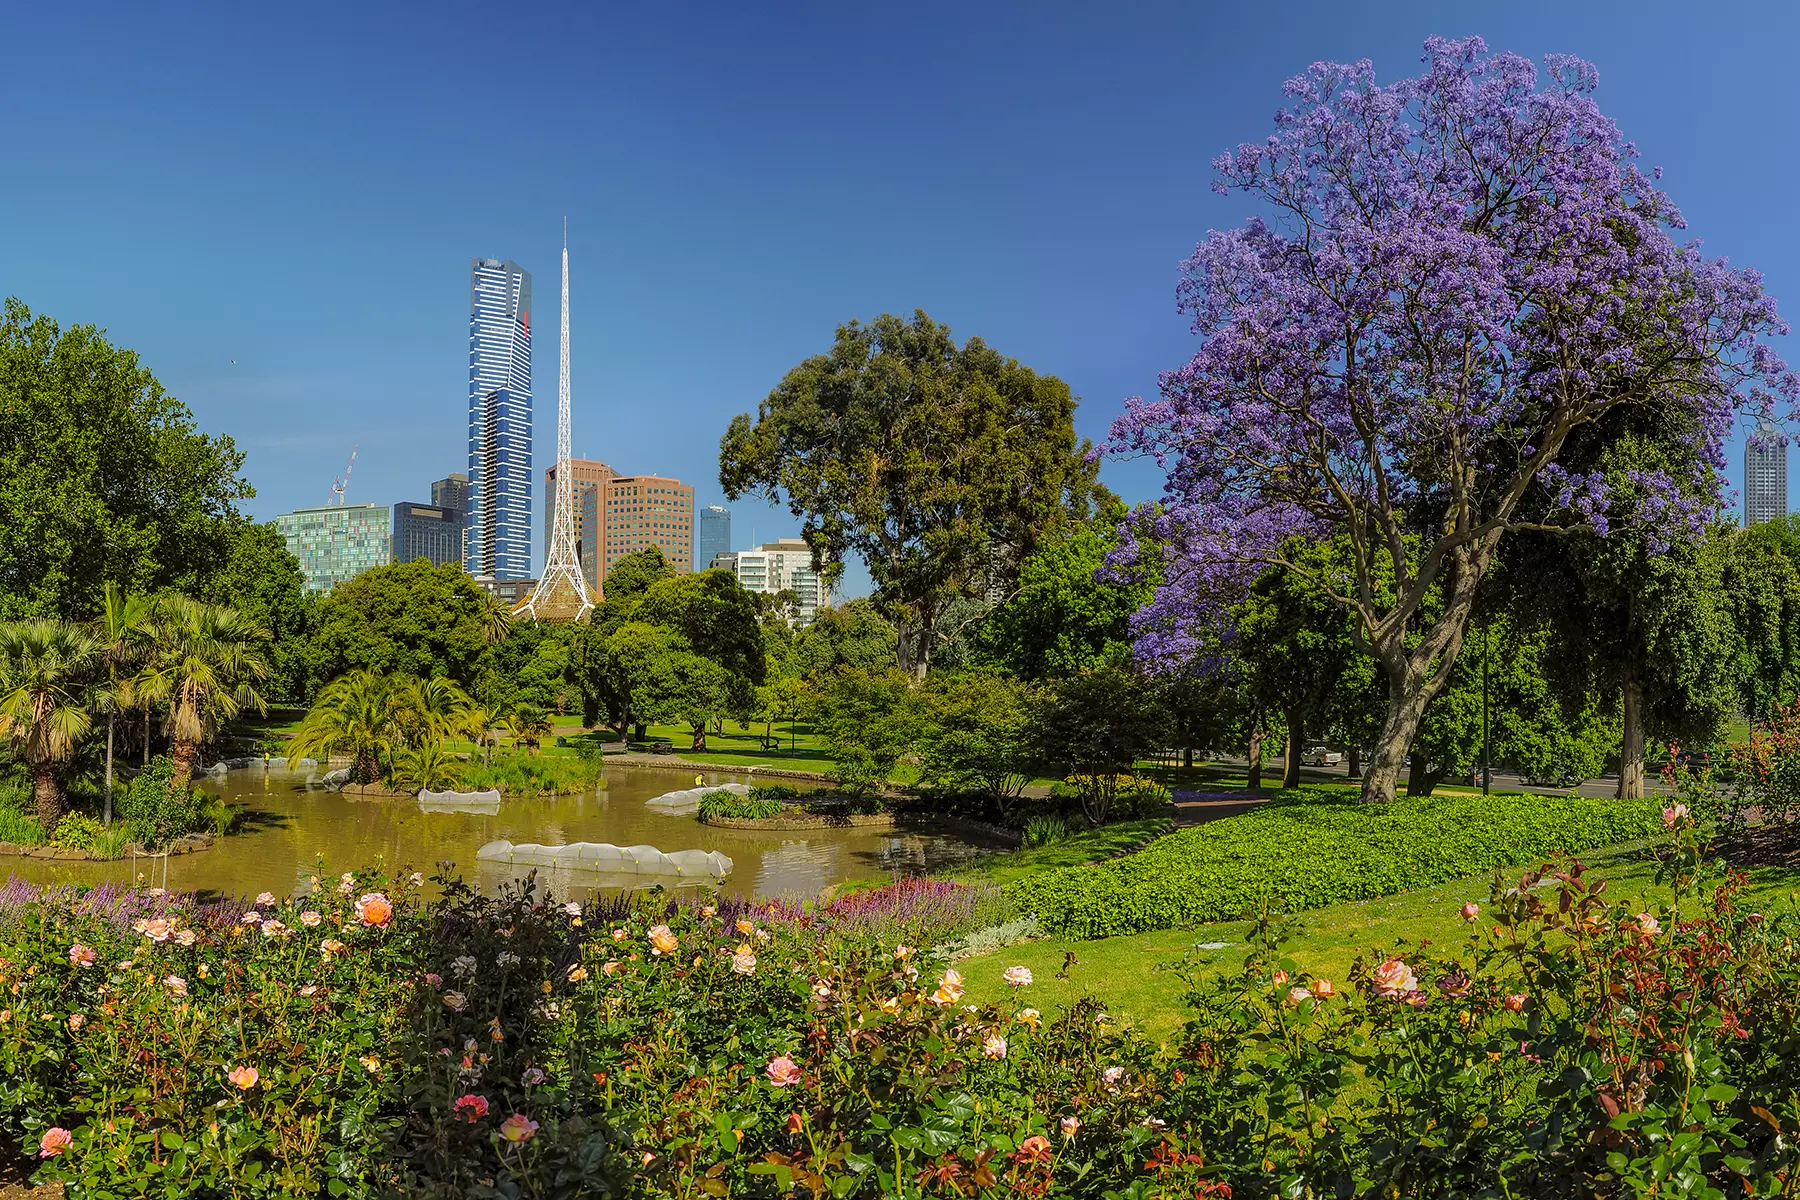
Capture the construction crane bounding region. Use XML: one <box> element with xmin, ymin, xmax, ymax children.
<box><xmin>329</xmin><ymin>444</ymin><xmax>359</xmax><ymax>505</ymax></box>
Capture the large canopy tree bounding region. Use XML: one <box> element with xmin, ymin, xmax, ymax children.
<box><xmin>1105</xmin><ymin>39</ymin><xmax>1794</xmax><ymax>802</ymax></box>
<box><xmin>303</xmin><ymin>560</ymin><xmax>491</xmax><ymax>692</ymax></box>
<box><xmin>0</xmin><ymin>300</ymin><xmax>253</xmax><ymax>621</ymax></box>
<box><xmin>721</xmin><ymin>310</ymin><xmax>1103</xmax><ymax>677</ymax></box>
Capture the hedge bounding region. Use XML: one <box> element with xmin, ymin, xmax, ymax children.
<box><xmin>1008</xmin><ymin>788</ymin><xmax>1666</xmax><ymax>938</ymax></box>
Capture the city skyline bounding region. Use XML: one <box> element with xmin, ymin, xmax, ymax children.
<box><xmin>466</xmin><ymin>257</ymin><xmax>534</xmax><ymax>580</ymax></box>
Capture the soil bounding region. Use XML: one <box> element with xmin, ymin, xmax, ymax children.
<box><xmin>1713</xmin><ymin>820</ymin><xmax>1800</xmax><ymax>870</ymax></box>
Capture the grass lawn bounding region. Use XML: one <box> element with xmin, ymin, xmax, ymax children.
<box><xmin>954</xmin><ymin>835</ymin><xmax>1800</xmax><ymax>1042</ymax></box>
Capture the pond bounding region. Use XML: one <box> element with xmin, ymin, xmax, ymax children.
<box><xmin>0</xmin><ymin>764</ymin><xmax>998</xmax><ymax>902</ymax></box>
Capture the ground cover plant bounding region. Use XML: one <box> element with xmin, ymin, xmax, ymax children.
<box><xmin>1010</xmin><ymin>787</ymin><xmax>1665</xmax><ymax>938</ymax></box>
<box><xmin>697</xmin><ymin>788</ymin><xmax>784</xmax><ymax>821</ymax></box>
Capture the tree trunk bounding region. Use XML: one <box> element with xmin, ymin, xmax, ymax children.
<box><xmin>1283</xmin><ymin>708</ymin><xmax>1303</xmax><ymax>790</ymax></box>
<box><xmin>1347</xmin><ymin>746</ymin><xmax>1361</xmax><ymax>779</ymax></box>
<box><xmin>690</xmin><ymin>723</ymin><xmax>708</xmax><ymax>752</ymax></box>
<box><xmin>1247</xmin><ymin>719</ymin><xmax>1264</xmax><ymax>790</ymax></box>
<box><xmin>1406</xmin><ymin>752</ymin><xmax>1434</xmax><ymax>798</ymax></box>
<box><xmin>33</xmin><ymin>763</ymin><xmax>63</xmax><ymax>838</ymax></box>
<box><xmin>1618</xmin><ymin>674</ymin><xmax>1645</xmax><ymax>800</ymax></box>
<box><xmin>169</xmin><ymin>738</ymin><xmax>197</xmax><ymax>792</ymax></box>
<box><xmin>1183</xmin><ymin>745</ymin><xmax>1193</xmax><ymax>770</ymax></box>
<box><xmin>104</xmin><ymin>714</ymin><xmax>116</xmax><ymax>827</ymax></box>
<box><xmin>143</xmin><ymin>709</ymin><xmax>151</xmax><ymax>766</ymax></box>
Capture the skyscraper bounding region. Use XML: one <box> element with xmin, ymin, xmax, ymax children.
<box><xmin>1746</xmin><ymin>419</ymin><xmax>1788</xmax><ymax>527</ymax></box>
<box><xmin>392</xmin><ymin>501</ymin><xmax>463</xmax><ymax>568</ymax></box>
<box><xmin>697</xmin><ymin>505</ymin><xmax>732</xmax><ymax>569</ymax></box>
<box><xmin>729</xmin><ymin>539</ymin><xmax>829</xmax><ymax>625</ymax></box>
<box><xmin>546</xmin><ymin>458</ymin><xmax>615</xmax><ymax>589</ymax></box>
<box><xmin>467</xmin><ymin>258</ymin><xmax>533</xmax><ymax>579</ymax></box>
<box><xmin>275</xmin><ymin>503</ymin><xmax>393</xmax><ymax>592</ymax></box>
<box><xmin>431</xmin><ymin>472</ymin><xmax>468</xmax><ymax>517</ymax></box>
<box><xmin>601</xmin><ymin>475</ymin><xmax>695</xmax><ymax>574</ymax></box>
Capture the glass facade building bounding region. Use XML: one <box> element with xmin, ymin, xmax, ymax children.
<box><xmin>392</xmin><ymin>501</ymin><xmax>464</xmax><ymax>568</ymax></box>
<box><xmin>696</xmin><ymin>505</ymin><xmax>732</xmax><ymax>570</ymax></box>
<box><xmin>432</xmin><ymin>472</ymin><xmax>468</xmax><ymax>517</ymax></box>
<box><xmin>467</xmin><ymin>259</ymin><xmax>533</xmax><ymax>579</ymax></box>
<box><xmin>275</xmin><ymin>504</ymin><xmax>393</xmax><ymax>593</ymax></box>
<box><xmin>1746</xmin><ymin>420</ymin><xmax>1789</xmax><ymax>527</ymax></box>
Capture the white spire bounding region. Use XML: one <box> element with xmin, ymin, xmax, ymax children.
<box><xmin>515</xmin><ymin>219</ymin><xmax>594</xmax><ymax>621</ymax></box>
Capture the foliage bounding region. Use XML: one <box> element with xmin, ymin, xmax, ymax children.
<box><xmin>389</xmin><ymin>742</ymin><xmax>465</xmax><ymax>794</ymax></box>
<box><xmin>0</xmin><ymin>808</ymin><xmax>44</xmax><ymax>845</ymax></box>
<box><xmin>136</xmin><ymin>593</ymin><xmax>270</xmax><ymax>789</ymax></box>
<box><xmin>0</xmin><ymin>299</ymin><xmax>254</xmax><ymax>623</ymax></box>
<box><xmin>288</xmin><ymin>669</ymin><xmax>402</xmax><ymax>784</ymax></box>
<box><xmin>50</xmin><ymin>811</ymin><xmax>106</xmax><ymax>851</ymax></box>
<box><xmin>303</xmin><ymin>560</ymin><xmax>494</xmax><ymax>692</ymax></box>
<box><xmin>599</xmin><ymin>546</ymin><xmax>675</xmax><ymax>603</ymax></box>
<box><xmin>916</xmin><ymin>672</ymin><xmax>1041</xmax><ymax>809</ymax></box>
<box><xmin>1723</xmin><ymin>695</ymin><xmax>1800</xmax><ymax>827</ymax></box>
<box><xmin>697</xmin><ymin>789</ymin><xmax>785</xmax><ymax>821</ymax></box>
<box><xmin>1031</xmin><ymin>666</ymin><xmax>1167</xmax><ymax>824</ymax></box>
<box><xmin>0</xmin><ymin>618</ymin><xmax>101</xmax><ymax>834</ymax></box>
<box><xmin>197</xmin><ymin>521</ymin><xmax>315</xmax><ymax>704</ymax></box>
<box><xmin>792</xmin><ymin>598</ymin><xmax>898</xmax><ymax>679</ymax></box>
<box><xmin>1021</xmin><ymin>814</ymin><xmax>1070</xmax><ymax>848</ymax></box>
<box><xmin>721</xmin><ymin>309</ymin><xmax>1103</xmax><ymax>675</ymax></box>
<box><xmin>459</xmin><ymin>753</ymin><xmax>600</xmax><ymax>797</ymax></box>
<box><xmin>115</xmin><ymin>754</ymin><xmax>210</xmax><ymax>850</ymax></box>
<box><xmin>814</xmin><ymin>667</ymin><xmax>920</xmax><ymax>792</ymax></box>
<box><xmin>976</xmin><ymin>500</ymin><xmax>1157</xmax><ymax>680</ymax></box>
<box><xmin>748</xmin><ymin>783</ymin><xmax>802</xmax><ymax>805</ymax></box>
<box><xmin>1104</xmin><ymin>39</ymin><xmax>1795</xmax><ymax>804</ymax></box>
<box><xmin>1010</xmin><ymin>788</ymin><xmax>1664</xmax><ymax>938</ymax></box>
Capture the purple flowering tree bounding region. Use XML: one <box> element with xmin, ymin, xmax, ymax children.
<box><xmin>1106</xmin><ymin>38</ymin><xmax>1795</xmax><ymax>803</ymax></box>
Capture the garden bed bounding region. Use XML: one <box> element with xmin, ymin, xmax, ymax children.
<box><xmin>0</xmin><ymin>832</ymin><xmax>213</xmax><ymax>860</ymax></box>
<box><xmin>699</xmin><ymin>808</ymin><xmax>897</xmax><ymax>830</ymax></box>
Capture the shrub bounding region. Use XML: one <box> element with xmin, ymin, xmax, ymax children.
<box><xmin>51</xmin><ymin>812</ymin><xmax>105</xmax><ymax>851</ymax></box>
<box><xmin>89</xmin><ymin>824</ymin><xmax>131</xmax><ymax>860</ymax></box>
<box><xmin>697</xmin><ymin>789</ymin><xmax>784</xmax><ymax>821</ymax></box>
<box><xmin>747</xmin><ymin>783</ymin><xmax>801</xmax><ymax>805</ymax></box>
<box><xmin>115</xmin><ymin>755</ymin><xmax>209</xmax><ymax>850</ymax></box>
<box><xmin>1022</xmin><ymin>814</ymin><xmax>1070</xmax><ymax>847</ymax></box>
<box><xmin>460</xmin><ymin>752</ymin><xmax>600</xmax><ymax>796</ymax></box>
<box><xmin>1010</xmin><ymin>789</ymin><xmax>1665</xmax><ymax>938</ymax></box>
<box><xmin>0</xmin><ymin>807</ymin><xmax>43</xmax><ymax>845</ymax></box>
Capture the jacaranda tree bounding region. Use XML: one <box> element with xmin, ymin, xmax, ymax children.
<box><xmin>1105</xmin><ymin>38</ymin><xmax>1795</xmax><ymax>802</ymax></box>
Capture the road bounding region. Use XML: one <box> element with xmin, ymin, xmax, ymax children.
<box><xmin>1204</xmin><ymin>758</ymin><xmax>1673</xmax><ymax>799</ymax></box>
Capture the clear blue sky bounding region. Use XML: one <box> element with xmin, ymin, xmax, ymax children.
<box><xmin>3</xmin><ymin>2</ymin><xmax>1795</xmax><ymax>594</ymax></box>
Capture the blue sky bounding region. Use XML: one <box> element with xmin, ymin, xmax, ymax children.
<box><xmin>3</xmin><ymin>1</ymin><xmax>1795</xmax><ymax>594</ymax></box>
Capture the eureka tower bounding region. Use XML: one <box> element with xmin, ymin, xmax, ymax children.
<box><xmin>467</xmin><ymin>257</ymin><xmax>534</xmax><ymax>578</ymax></box>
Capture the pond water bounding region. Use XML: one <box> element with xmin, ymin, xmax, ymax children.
<box><xmin>0</xmin><ymin>765</ymin><xmax>997</xmax><ymax>902</ymax></box>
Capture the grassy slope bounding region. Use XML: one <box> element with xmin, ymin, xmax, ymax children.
<box><xmin>956</xmin><ymin>848</ymin><xmax>1800</xmax><ymax>1041</ymax></box>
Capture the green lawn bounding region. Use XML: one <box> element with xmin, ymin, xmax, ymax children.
<box><xmin>956</xmin><ymin>845</ymin><xmax>1800</xmax><ymax>1041</ymax></box>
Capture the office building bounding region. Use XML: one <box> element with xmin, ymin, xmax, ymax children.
<box><xmin>1746</xmin><ymin>419</ymin><xmax>1788</xmax><ymax>527</ymax></box>
<box><xmin>467</xmin><ymin>258</ymin><xmax>533</xmax><ymax>579</ymax></box>
<box><xmin>708</xmin><ymin>550</ymin><xmax>738</xmax><ymax>573</ymax></box>
<box><xmin>473</xmin><ymin>576</ymin><xmax>538</xmax><ymax>608</ymax></box>
<box><xmin>392</xmin><ymin>501</ymin><xmax>464</xmax><ymax>569</ymax></box>
<box><xmin>546</xmin><ymin>458</ymin><xmax>615</xmax><ymax>589</ymax></box>
<box><xmin>729</xmin><ymin>538</ymin><xmax>829</xmax><ymax>624</ymax></box>
<box><xmin>275</xmin><ymin>503</ymin><xmax>392</xmax><ymax>593</ymax></box>
<box><xmin>431</xmin><ymin>472</ymin><xmax>468</xmax><ymax>517</ymax></box>
<box><xmin>697</xmin><ymin>505</ymin><xmax>732</xmax><ymax>570</ymax></box>
<box><xmin>601</xmin><ymin>474</ymin><xmax>695</xmax><ymax>575</ymax></box>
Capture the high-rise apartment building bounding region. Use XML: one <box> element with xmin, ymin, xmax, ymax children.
<box><xmin>392</xmin><ymin>501</ymin><xmax>464</xmax><ymax>569</ymax></box>
<box><xmin>467</xmin><ymin>258</ymin><xmax>533</xmax><ymax>579</ymax></box>
<box><xmin>1746</xmin><ymin>420</ymin><xmax>1789</xmax><ymax>527</ymax></box>
<box><xmin>275</xmin><ymin>503</ymin><xmax>392</xmax><ymax>592</ymax></box>
<box><xmin>432</xmin><ymin>472</ymin><xmax>469</xmax><ymax>517</ymax></box>
<box><xmin>546</xmin><ymin>458</ymin><xmax>616</xmax><ymax>589</ymax></box>
<box><xmin>729</xmin><ymin>538</ymin><xmax>829</xmax><ymax>625</ymax></box>
<box><xmin>602</xmin><ymin>475</ymin><xmax>695</xmax><ymax>575</ymax></box>
<box><xmin>697</xmin><ymin>505</ymin><xmax>732</xmax><ymax>570</ymax></box>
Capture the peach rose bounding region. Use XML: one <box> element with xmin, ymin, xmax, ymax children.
<box><xmin>1003</xmin><ymin>965</ymin><xmax>1033</xmax><ymax>987</ymax></box>
<box><xmin>1310</xmin><ymin>978</ymin><xmax>1335</xmax><ymax>999</ymax></box>
<box><xmin>982</xmin><ymin>1033</ymin><xmax>1008</xmax><ymax>1059</ymax></box>
<box><xmin>39</xmin><ymin>1127</ymin><xmax>72</xmax><ymax>1158</ymax></box>
<box><xmin>354</xmin><ymin>893</ymin><xmax>393</xmax><ymax>927</ymax></box>
<box><xmin>732</xmin><ymin>951</ymin><xmax>757</xmax><ymax>975</ymax></box>
<box><xmin>765</xmin><ymin>1056</ymin><xmax>803</xmax><ymax>1087</ymax></box>
<box><xmin>499</xmin><ymin>1113</ymin><xmax>538</xmax><ymax>1143</ymax></box>
<box><xmin>69</xmin><ymin>944</ymin><xmax>96</xmax><ymax>968</ymax></box>
<box><xmin>1460</xmin><ymin>902</ymin><xmax>1480</xmax><ymax>920</ymax></box>
<box><xmin>228</xmin><ymin>1065</ymin><xmax>259</xmax><ymax>1090</ymax></box>
<box><xmin>647</xmin><ymin>925</ymin><xmax>678</xmax><ymax>956</ymax></box>
<box><xmin>1371</xmin><ymin>958</ymin><xmax>1419</xmax><ymax>998</ymax></box>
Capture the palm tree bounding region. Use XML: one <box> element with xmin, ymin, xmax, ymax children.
<box><xmin>93</xmin><ymin>583</ymin><xmax>156</xmax><ymax>826</ymax></box>
<box><xmin>0</xmin><ymin>620</ymin><xmax>102</xmax><ymax>836</ymax></box>
<box><xmin>137</xmin><ymin>596</ymin><xmax>271</xmax><ymax>790</ymax></box>
<box><xmin>288</xmin><ymin>670</ymin><xmax>401</xmax><ymax>783</ymax></box>
<box><xmin>482</xmin><ymin>599</ymin><xmax>513</xmax><ymax>647</ymax></box>
<box><xmin>389</xmin><ymin>741</ymin><xmax>464</xmax><ymax>793</ymax></box>
<box><xmin>395</xmin><ymin>676</ymin><xmax>473</xmax><ymax>749</ymax></box>
<box><xmin>506</xmin><ymin>704</ymin><xmax>555</xmax><ymax>755</ymax></box>
<box><xmin>460</xmin><ymin>704</ymin><xmax>498</xmax><ymax>765</ymax></box>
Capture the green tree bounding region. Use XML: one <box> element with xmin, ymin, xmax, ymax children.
<box><xmin>916</xmin><ymin>673</ymin><xmax>1042</xmax><ymax>812</ymax></box>
<box><xmin>93</xmin><ymin>583</ymin><xmax>156</xmax><ymax>825</ymax></box>
<box><xmin>0</xmin><ymin>619</ymin><xmax>100</xmax><ymax>834</ymax></box>
<box><xmin>633</xmin><ymin>571</ymin><xmax>766</xmax><ymax>690</ymax></box>
<box><xmin>977</xmin><ymin>501</ymin><xmax>1157</xmax><ymax>680</ymax></box>
<box><xmin>793</xmin><ymin>599</ymin><xmax>898</xmax><ymax>680</ymax></box>
<box><xmin>0</xmin><ymin>300</ymin><xmax>253</xmax><ymax>621</ymax></box>
<box><xmin>288</xmin><ymin>670</ymin><xmax>401</xmax><ymax>783</ymax></box>
<box><xmin>1719</xmin><ymin>522</ymin><xmax>1800</xmax><ymax>723</ymax></box>
<box><xmin>721</xmin><ymin>310</ymin><xmax>1102</xmax><ymax>676</ymax></box>
<box><xmin>198</xmin><ymin>522</ymin><xmax>315</xmax><ymax>703</ymax></box>
<box><xmin>814</xmin><ymin>667</ymin><xmax>920</xmax><ymax>793</ymax></box>
<box><xmin>1032</xmin><ymin>665</ymin><xmax>1168</xmax><ymax>824</ymax></box>
<box><xmin>304</xmin><ymin>560</ymin><xmax>492</xmax><ymax>691</ymax></box>
<box><xmin>393</xmin><ymin>676</ymin><xmax>473</xmax><ymax>749</ymax></box>
<box><xmin>138</xmin><ymin>595</ymin><xmax>270</xmax><ymax>790</ymax></box>
<box><xmin>601</xmin><ymin>547</ymin><xmax>676</xmax><ymax>604</ymax></box>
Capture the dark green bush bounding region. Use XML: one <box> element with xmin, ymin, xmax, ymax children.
<box><xmin>747</xmin><ymin>783</ymin><xmax>801</xmax><ymax>805</ymax></box>
<box><xmin>1010</xmin><ymin>789</ymin><xmax>1665</xmax><ymax>938</ymax></box>
<box><xmin>116</xmin><ymin>756</ymin><xmax>208</xmax><ymax>850</ymax></box>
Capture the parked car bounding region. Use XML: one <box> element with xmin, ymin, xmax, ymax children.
<box><xmin>1302</xmin><ymin>746</ymin><xmax>1342</xmax><ymax>767</ymax></box>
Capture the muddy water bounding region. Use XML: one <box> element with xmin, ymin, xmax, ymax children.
<box><xmin>0</xmin><ymin>765</ymin><xmax>993</xmax><ymax>902</ymax></box>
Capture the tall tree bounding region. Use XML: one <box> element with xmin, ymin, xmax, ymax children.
<box><xmin>721</xmin><ymin>310</ymin><xmax>1103</xmax><ymax>677</ymax></box>
<box><xmin>139</xmin><ymin>596</ymin><xmax>270</xmax><ymax>789</ymax></box>
<box><xmin>794</xmin><ymin>599</ymin><xmax>899</xmax><ymax>680</ymax></box>
<box><xmin>303</xmin><ymin>560</ymin><xmax>491</xmax><ymax>691</ymax></box>
<box><xmin>1104</xmin><ymin>39</ymin><xmax>1793</xmax><ymax>802</ymax></box>
<box><xmin>198</xmin><ymin>522</ymin><xmax>314</xmax><ymax>703</ymax></box>
<box><xmin>0</xmin><ymin>619</ymin><xmax>99</xmax><ymax>835</ymax></box>
<box><xmin>0</xmin><ymin>300</ymin><xmax>253</xmax><ymax>621</ymax></box>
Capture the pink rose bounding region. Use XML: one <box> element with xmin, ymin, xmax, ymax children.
<box><xmin>39</xmin><ymin>1127</ymin><xmax>73</xmax><ymax>1158</ymax></box>
<box><xmin>499</xmin><ymin>1113</ymin><xmax>539</xmax><ymax>1143</ymax></box>
<box><xmin>68</xmin><ymin>944</ymin><xmax>96</xmax><ymax>968</ymax></box>
<box><xmin>453</xmin><ymin>1094</ymin><xmax>489</xmax><ymax>1122</ymax></box>
<box><xmin>227</xmin><ymin>1065</ymin><xmax>259</xmax><ymax>1090</ymax></box>
<box><xmin>1504</xmin><ymin>992</ymin><xmax>1529</xmax><ymax>1013</ymax></box>
<box><xmin>1371</xmin><ymin>959</ymin><xmax>1419</xmax><ymax>998</ymax></box>
<box><xmin>765</xmin><ymin>1056</ymin><xmax>803</xmax><ymax>1087</ymax></box>
<box><xmin>1460</xmin><ymin>902</ymin><xmax>1480</xmax><ymax>921</ymax></box>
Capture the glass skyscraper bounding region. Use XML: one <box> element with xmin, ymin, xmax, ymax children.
<box><xmin>1746</xmin><ymin>418</ymin><xmax>1789</xmax><ymax>527</ymax></box>
<box><xmin>467</xmin><ymin>258</ymin><xmax>533</xmax><ymax>579</ymax></box>
<box><xmin>697</xmin><ymin>505</ymin><xmax>732</xmax><ymax>568</ymax></box>
<box><xmin>275</xmin><ymin>504</ymin><xmax>392</xmax><ymax>592</ymax></box>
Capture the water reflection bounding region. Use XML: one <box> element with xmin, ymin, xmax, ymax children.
<box><xmin>0</xmin><ymin>765</ymin><xmax>994</xmax><ymax>902</ymax></box>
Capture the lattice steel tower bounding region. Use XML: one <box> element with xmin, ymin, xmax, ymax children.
<box><xmin>515</xmin><ymin>222</ymin><xmax>599</xmax><ymax>621</ymax></box>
